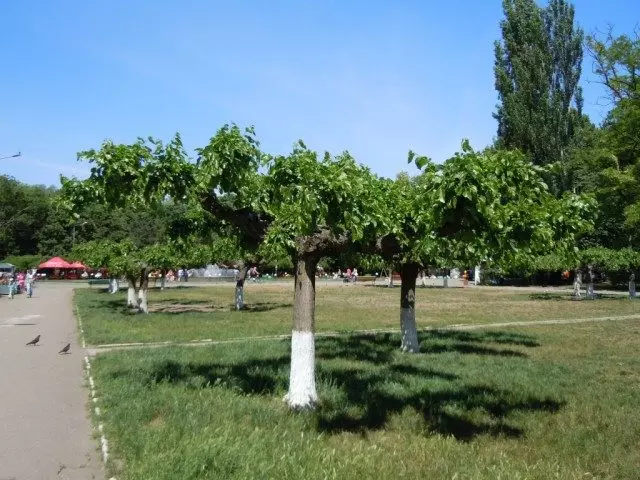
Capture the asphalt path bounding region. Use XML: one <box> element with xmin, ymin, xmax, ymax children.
<box><xmin>0</xmin><ymin>283</ymin><xmax>104</xmax><ymax>480</ymax></box>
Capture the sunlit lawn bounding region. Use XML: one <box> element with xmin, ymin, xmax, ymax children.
<box><xmin>92</xmin><ymin>319</ymin><xmax>640</xmax><ymax>479</ymax></box>
<box><xmin>75</xmin><ymin>283</ymin><xmax>640</xmax><ymax>345</ymax></box>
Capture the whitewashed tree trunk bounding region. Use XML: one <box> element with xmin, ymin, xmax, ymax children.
<box><xmin>235</xmin><ymin>265</ymin><xmax>248</xmax><ymax>311</ymax></box>
<box><xmin>127</xmin><ymin>279</ymin><xmax>137</xmax><ymax>308</ymax></box>
<box><xmin>629</xmin><ymin>273</ymin><xmax>636</xmax><ymax>299</ymax></box>
<box><xmin>160</xmin><ymin>272</ymin><xmax>166</xmax><ymax>291</ymax></box>
<box><xmin>138</xmin><ymin>288</ymin><xmax>148</xmax><ymax>313</ymax></box>
<box><xmin>399</xmin><ymin>262</ymin><xmax>420</xmax><ymax>353</ymax></box>
<box><xmin>284</xmin><ymin>255</ymin><xmax>318</xmax><ymax>409</ymax></box>
<box><xmin>420</xmin><ymin>270</ymin><xmax>427</xmax><ymax>287</ymax></box>
<box><xmin>586</xmin><ymin>265</ymin><xmax>595</xmax><ymax>299</ymax></box>
<box><xmin>573</xmin><ymin>268</ymin><xmax>582</xmax><ymax>298</ymax></box>
<box><xmin>474</xmin><ymin>265</ymin><xmax>482</xmax><ymax>286</ymax></box>
<box><xmin>388</xmin><ymin>267</ymin><xmax>395</xmax><ymax>287</ymax></box>
<box><xmin>109</xmin><ymin>278</ymin><xmax>118</xmax><ymax>294</ymax></box>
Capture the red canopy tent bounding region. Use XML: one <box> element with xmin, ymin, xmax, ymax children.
<box><xmin>68</xmin><ymin>261</ymin><xmax>88</xmax><ymax>270</ymax></box>
<box><xmin>38</xmin><ymin>257</ymin><xmax>72</xmax><ymax>269</ymax></box>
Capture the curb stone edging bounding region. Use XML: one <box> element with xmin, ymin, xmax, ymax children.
<box><xmin>76</xmin><ymin>305</ymin><xmax>114</xmax><ymax>479</ymax></box>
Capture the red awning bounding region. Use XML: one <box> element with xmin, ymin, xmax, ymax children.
<box><xmin>68</xmin><ymin>261</ymin><xmax>88</xmax><ymax>269</ymax></box>
<box><xmin>38</xmin><ymin>257</ymin><xmax>72</xmax><ymax>269</ymax></box>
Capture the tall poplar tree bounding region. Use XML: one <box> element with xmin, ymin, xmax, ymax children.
<box><xmin>494</xmin><ymin>0</ymin><xmax>583</xmax><ymax>178</ymax></box>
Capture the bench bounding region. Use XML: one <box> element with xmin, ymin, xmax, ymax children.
<box><xmin>356</xmin><ymin>275</ymin><xmax>378</xmax><ymax>285</ymax></box>
<box><xmin>88</xmin><ymin>279</ymin><xmax>111</xmax><ymax>287</ymax></box>
<box><xmin>341</xmin><ymin>275</ymin><xmax>378</xmax><ymax>285</ymax></box>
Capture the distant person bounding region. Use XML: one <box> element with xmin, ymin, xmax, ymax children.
<box><xmin>17</xmin><ymin>271</ymin><xmax>25</xmax><ymax>293</ymax></box>
<box><xmin>249</xmin><ymin>266</ymin><xmax>259</xmax><ymax>282</ymax></box>
<box><xmin>8</xmin><ymin>276</ymin><xmax>16</xmax><ymax>299</ymax></box>
<box><xmin>26</xmin><ymin>270</ymin><xmax>35</xmax><ymax>298</ymax></box>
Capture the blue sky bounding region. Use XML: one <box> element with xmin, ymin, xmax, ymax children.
<box><xmin>1</xmin><ymin>1</ymin><xmax>638</xmax><ymax>186</ymax></box>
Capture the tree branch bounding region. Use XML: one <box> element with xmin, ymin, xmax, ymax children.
<box><xmin>201</xmin><ymin>193</ymin><xmax>272</xmax><ymax>249</ymax></box>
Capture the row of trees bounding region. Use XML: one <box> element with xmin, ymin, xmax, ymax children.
<box><xmin>59</xmin><ymin>128</ymin><xmax>593</xmax><ymax>408</ymax></box>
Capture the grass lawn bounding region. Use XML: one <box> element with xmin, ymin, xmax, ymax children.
<box><xmin>75</xmin><ymin>283</ymin><xmax>640</xmax><ymax>345</ymax></box>
<box><xmin>91</xmin><ymin>319</ymin><xmax>640</xmax><ymax>479</ymax></box>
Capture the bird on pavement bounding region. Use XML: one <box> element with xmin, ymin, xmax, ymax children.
<box><xmin>58</xmin><ymin>343</ymin><xmax>71</xmax><ymax>354</ymax></box>
<box><xmin>26</xmin><ymin>335</ymin><xmax>41</xmax><ymax>346</ymax></box>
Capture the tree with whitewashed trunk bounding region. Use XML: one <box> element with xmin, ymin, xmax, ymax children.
<box><xmin>375</xmin><ymin>143</ymin><xmax>595</xmax><ymax>353</ymax></box>
<box><xmin>59</xmin><ymin>134</ymin><xmax>193</xmax><ymax>291</ymax></box>
<box><xmin>194</xmin><ymin>126</ymin><xmax>272</xmax><ymax>310</ymax></box>
<box><xmin>72</xmin><ymin>239</ymin><xmax>124</xmax><ymax>295</ymax></box>
<box><xmin>261</xmin><ymin>144</ymin><xmax>388</xmax><ymax>409</ymax></box>
<box><xmin>72</xmin><ymin>239</ymin><xmax>163</xmax><ymax>313</ymax></box>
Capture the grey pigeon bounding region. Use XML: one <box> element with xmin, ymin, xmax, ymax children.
<box><xmin>26</xmin><ymin>335</ymin><xmax>40</xmax><ymax>346</ymax></box>
<box><xmin>58</xmin><ymin>343</ymin><xmax>71</xmax><ymax>354</ymax></box>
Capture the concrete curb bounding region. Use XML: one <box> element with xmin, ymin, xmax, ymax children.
<box><xmin>76</xmin><ymin>305</ymin><xmax>114</xmax><ymax>479</ymax></box>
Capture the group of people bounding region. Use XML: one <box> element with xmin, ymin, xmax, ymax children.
<box><xmin>333</xmin><ymin>268</ymin><xmax>359</xmax><ymax>283</ymax></box>
<box><xmin>1</xmin><ymin>270</ymin><xmax>36</xmax><ymax>298</ymax></box>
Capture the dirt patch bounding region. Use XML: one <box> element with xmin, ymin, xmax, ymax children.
<box><xmin>148</xmin><ymin>414</ymin><xmax>166</xmax><ymax>428</ymax></box>
<box><xmin>149</xmin><ymin>302</ymin><xmax>225</xmax><ymax>313</ymax></box>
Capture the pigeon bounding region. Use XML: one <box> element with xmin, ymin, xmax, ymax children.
<box><xmin>58</xmin><ymin>343</ymin><xmax>71</xmax><ymax>355</ymax></box>
<box><xmin>26</xmin><ymin>335</ymin><xmax>40</xmax><ymax>346</ymax></box>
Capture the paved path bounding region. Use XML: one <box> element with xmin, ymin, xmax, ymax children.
<box><xmin>0</xmin><ymin>283</ymin><xmax>104</xmax><ymax>480</ymax></box>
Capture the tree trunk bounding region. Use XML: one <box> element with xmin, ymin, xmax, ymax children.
<box><xmin>399</xmin><ymin>262</ymin><xmax>420</xmax><ymax>353</ymax></box>
<box><xmin>109</xmin><ymin>278</ymin><xmax>118</xmax><ymax>294</ymax></box>
<box><xmin>586</xmin><ymin>265</ymin><xmax>595</xmax><ymax>299</ymax></box>
<box><xmin>629</xmin><ymin>273</ymin><xmax>636</xmax><ymax>299</ymax></box>
<box><xmin>573</xmin><ymin>268</ymin><xmax>582</xmax><ymax>298</ymax></box>
<box><xmin>420</xmin><ymin>270</ymin><xmax>426</xmax><ymax>287</ymax></box>
<box><xmin>160</xmin><ymin>270</ymin><xmax>166</xmax><ymax>291</ymax></box>
<box><xmin>137</xmin><ymin>273</ymin><xmax>149</xmax><ymax>314</ymax></box>
<box><xmin>126</xmin><ymin>279</ymin><xmax>137</xmax><ymax>309</ymax></box>
<box><xmin>284</xmin><ymin>255</ymin><xmax>319</xmax><ymax>409</ymax></box>
<box><xmin>235</xmin><ymin>265</ymin><xmax>248</xmax><ymax>311</ymax></box>
<box><xmin>388</xmin><ymin>267</ymin><xmax>395</xmax><ymax>287</ymax></box>
<box><xmin>474</xmin><ymin>265</ymin><xmax>482</xmax><ymax>286</ymax></box>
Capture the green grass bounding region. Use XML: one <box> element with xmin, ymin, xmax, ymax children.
<box><xmin>91</xmin><ymin>320</ymin><xmax>640</xmax><ymax>479</ymax></box>
<box><xmin>75</xmin><ymin>284</ymin><xmax>640</xmax><ymax>345</ymax></box>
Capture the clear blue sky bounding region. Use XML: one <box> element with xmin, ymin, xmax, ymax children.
<box><xmin>1</xmin><ymin>0</ymin><xmax>638</xmax><ymax>186</ymax></box>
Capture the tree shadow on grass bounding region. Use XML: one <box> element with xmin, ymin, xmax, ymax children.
<box><xmin>238</xmin><ymin>302</ymin><xmax>292</xmax><ymax>312</ymax></box>
<box><xmin>427</xmin><ymin>329</ymin><xmax>540</xmax><ymax>347</ymax></box>
<box><xmin>120</xmin><ymin>329</ymin><xmax>561</xmax><ymax>441</ymax></box>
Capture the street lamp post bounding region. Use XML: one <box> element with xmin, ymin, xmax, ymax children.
<box><xmin>0</xmin><ymin>152</ymin><xmax>21</xmax><ymax>160</ymax></box>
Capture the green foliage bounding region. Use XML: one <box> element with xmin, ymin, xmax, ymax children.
<box><xmin>262</xmin><ymin>144</ymin><xmax>388</xmax><ymax>255</ymax></box>
<box><xmin>587</xmin><ymin>28</ymin><xmax>640</xmax><ymax>167</ymax></box>
<box><xmin>0</xmin><ymin>175</ymin><xmax>57</xmax><ymax>258</ymax></box>
<box><xmin>59</xmin><ymin>133</ymin><xmax>192</xmax><ymax>216</ymax></box>
<box><xmin>579</xmin><ymin>246</ymin><xmax>640</xmax><ymax>272</ymax></box>
<box><xmin>383</xmin><ymin>145</ymin><xmax>595</xmax><ymax>270</ymax></box>
<box><xmin>494</xmin><ymin>0</ymin><xmax>583</xmax><ymax>171</ymax></box>
<box><xmin>194</xmin><ymin>125</ymin><xmax>263</xmax><ymax>203</ymax></box>
<box><xmin>1</xmin><ymin>255</ymin><xmax>45</xmax><ymax>271</ymax></box>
